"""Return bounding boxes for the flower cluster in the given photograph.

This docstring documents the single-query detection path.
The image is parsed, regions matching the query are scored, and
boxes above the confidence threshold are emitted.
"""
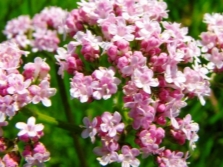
[1,0,222,166]
[0,117,49,166]
[16,117,50,167]
[0,42,56,136]
[51,0,211,166]
[3,6,67,52]
[82,112,140,167]
[200,13,223,71]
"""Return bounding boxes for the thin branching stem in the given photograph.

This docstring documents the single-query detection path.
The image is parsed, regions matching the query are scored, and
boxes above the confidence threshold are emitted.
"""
[55,65,88,167]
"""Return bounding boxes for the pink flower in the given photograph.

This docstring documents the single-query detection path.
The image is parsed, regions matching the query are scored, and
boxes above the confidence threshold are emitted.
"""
[92,67,121,100]
[120,51,147,76]
[2,152,20,167]
[3,15,31,39]
[94,146,119,166]
[74,30,102,51]
[28,80,56,107]
[141,0,168,20]
[70,72,93,103]
[23,57,50,80]
[0,95,19,117]
[32,6,68,33]
[206,47,223,69]
[0,42,28,71]
[164,64,186,88]
[136,125,165,157]
[107,17,135,42]
[135,15,161,40]
[171,114,199,149]
[65,9,84,35]
[183,66,210,105]
[199,32,216,52]
[157,149,188,167]
[161,22,188,42]
[23,142,50,167]
[7,74,31,95]
[32,29,60,52]
[81,117,99,143]
[118,145,140,167]
[16,117,44,138]
[132,67,159,94]
[74,30,102,61]
[203,13,223,32]
[78,0,113,23]
[100,111,124,137]
[56,46,83,77]
[9,34,31,48]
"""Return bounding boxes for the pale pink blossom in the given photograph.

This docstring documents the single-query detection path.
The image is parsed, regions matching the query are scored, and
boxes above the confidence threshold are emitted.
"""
[2,152,20,167]
[140,37,162,56]
[32,29,60,52]
[74,30,102,51]
[124,90,153,119]
[183,66,210,105]
[28,80,56,107]
[129,104,156,130]
[55,46,83,77]
[107,17,135,42]
[140,0,168,20]
[23,57,50,80]
[0,42,28,71]
[16,117,44,138]
[100,112,124,137]
[161,22,189,42]
[135,15,161,40]
[78,0,113,24]
[7,74,31,95]
[33,6,68,33]
[199,32,217,52]
[205,47,223,69]
[118,145,140,167]
[92,67,121,100]
[3,15,31,39]
[0,95,19,117]
[9,34,31,48]
[203,13,223,32]
[164,64,186,88]
[136,125,165,157]
[120,51,147,76]
[81,117,99,143]
[132,67,159,94]
[157,150,188,167]
[94,147,119,166]
[171,114,199,149]
[70,72,93,103]
[65,9,84,35]
[23,142,50,167]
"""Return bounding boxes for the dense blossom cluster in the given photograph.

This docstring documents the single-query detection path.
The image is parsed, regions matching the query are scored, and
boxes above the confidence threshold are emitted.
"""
[0,0,222,166]
[0,42,56,135]
[200,13,223,71]
[16,117,50,167]
[0,117,49,166]
[3,7,67,52]
[53,0,212,166]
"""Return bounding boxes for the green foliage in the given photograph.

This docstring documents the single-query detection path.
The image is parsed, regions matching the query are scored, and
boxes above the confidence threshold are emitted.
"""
[0,0,223,166]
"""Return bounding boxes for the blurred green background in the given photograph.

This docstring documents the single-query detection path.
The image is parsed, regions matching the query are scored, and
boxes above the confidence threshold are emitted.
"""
[0,0,223,167]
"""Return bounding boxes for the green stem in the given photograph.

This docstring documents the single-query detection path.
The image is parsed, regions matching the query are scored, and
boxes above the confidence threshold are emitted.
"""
[55,65,88,167]
[21,107,82,133]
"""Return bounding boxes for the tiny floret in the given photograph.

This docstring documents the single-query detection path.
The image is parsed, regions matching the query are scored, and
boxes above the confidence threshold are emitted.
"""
[16,117,44,138]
